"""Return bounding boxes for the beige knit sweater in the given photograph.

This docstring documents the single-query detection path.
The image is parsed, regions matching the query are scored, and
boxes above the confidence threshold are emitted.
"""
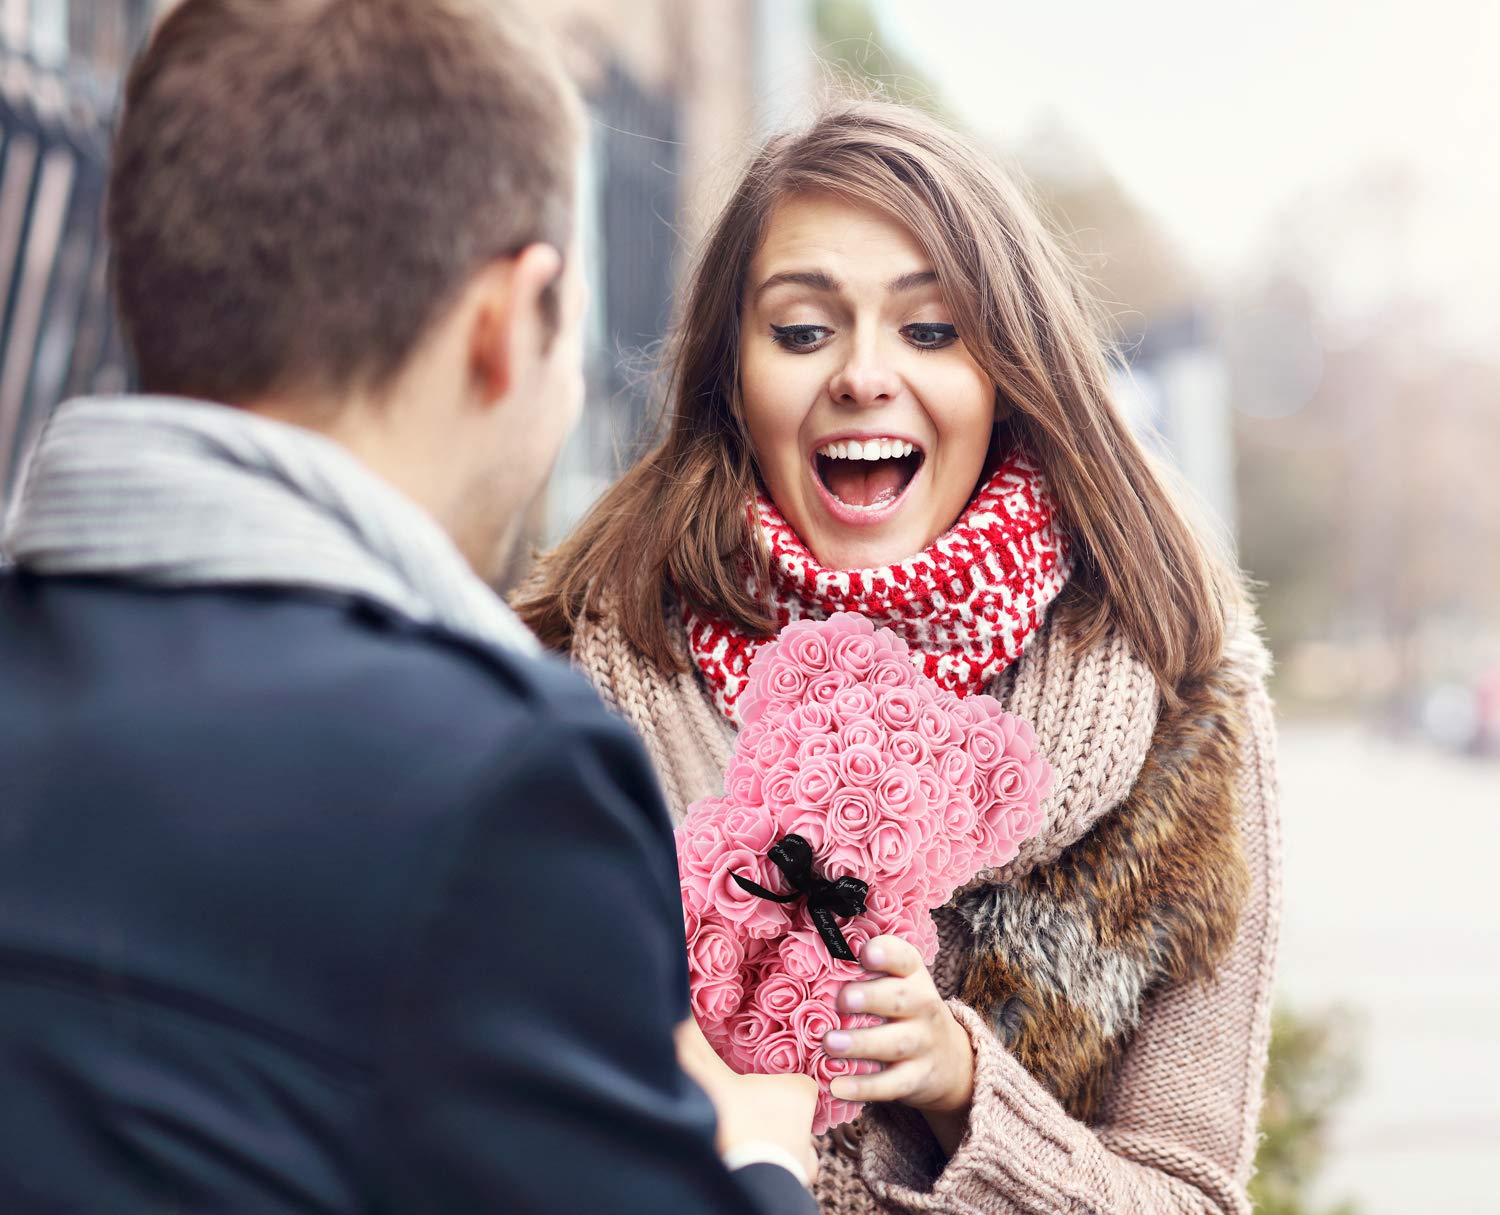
[571,606,1282,1215]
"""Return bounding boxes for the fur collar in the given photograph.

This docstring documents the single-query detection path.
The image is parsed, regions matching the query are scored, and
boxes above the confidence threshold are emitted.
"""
[949,630,1262,1121]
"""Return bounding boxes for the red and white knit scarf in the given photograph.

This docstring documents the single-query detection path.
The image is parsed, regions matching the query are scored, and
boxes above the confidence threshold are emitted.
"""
[685,448,1074,724]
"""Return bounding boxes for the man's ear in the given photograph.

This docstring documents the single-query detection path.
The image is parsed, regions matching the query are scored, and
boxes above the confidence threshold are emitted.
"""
[469,243,565,404]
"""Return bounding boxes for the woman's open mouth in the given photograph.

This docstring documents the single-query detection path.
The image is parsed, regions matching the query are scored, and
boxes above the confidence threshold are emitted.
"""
[812,437,925,523]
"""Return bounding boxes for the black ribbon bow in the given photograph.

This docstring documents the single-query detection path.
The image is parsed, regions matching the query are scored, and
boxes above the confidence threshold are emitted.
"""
[732,834,869,962]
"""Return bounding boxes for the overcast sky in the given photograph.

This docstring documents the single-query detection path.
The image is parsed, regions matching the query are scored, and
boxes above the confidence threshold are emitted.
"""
[876,0,1499,345]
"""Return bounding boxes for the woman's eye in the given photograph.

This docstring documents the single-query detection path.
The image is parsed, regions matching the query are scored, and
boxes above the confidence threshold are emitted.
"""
[770,324,831,351]
[903,323,958,350]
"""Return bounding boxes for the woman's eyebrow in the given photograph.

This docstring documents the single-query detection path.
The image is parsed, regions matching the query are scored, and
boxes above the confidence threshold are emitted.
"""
[886,269,938,293]
[754,269,841,299]
[753,268,938,299]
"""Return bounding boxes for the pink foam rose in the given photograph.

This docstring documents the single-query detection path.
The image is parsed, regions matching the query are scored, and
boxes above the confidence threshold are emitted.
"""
[676,812,732,880]
[1010,716,1041,754]
[752,1029,808,1076]
[804,670,853,705]
[679,872,713,917]
[830,631,879,678]
[893,911,942,966]
[860,879,906,929]
[779,620,837,673]
[934,744,975,793]
[751,725,800,772]
[690,969,745,1024]
[734,718,768,754]
[866,817,921,882]
[873,686,923,732]
[986,756,1029,805]
[701,1014,735,1057]
[837,720,884,750]
[875,761,924,819]
[919,834,957,902]
[940,796,979,841]
[819,611,875,639]
[827,785,882,841]
[723,757,764,808]
[868,626,913,661]
[795,732,840,762]
[760,757,802,817]
[969,813,1022,868]
[830,684,879,725]
[679,615,1054,1133]
[868,656,918,691]
[777,928,831,983]
[1000,799,1045,841]
[708,846,794,938]
[965,693,1009,721]
[720,802,779,854]
[966,719,1007,770]
[885,729,931,769]
[907,800,939,847]
[790,754,841,810]
[783,701,836,734]
[1026,752,1054,799]
[914,768,949,818]
[727,1002,780,1056]
[915,702,962,748]
[740,654,807,725]
[790,995,840,1052]
[752,972,812,1023]
[834,922,873,975]
[836,742,884,788]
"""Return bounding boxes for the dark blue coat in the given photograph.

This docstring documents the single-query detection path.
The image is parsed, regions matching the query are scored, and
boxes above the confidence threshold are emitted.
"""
[0,569,814,1214]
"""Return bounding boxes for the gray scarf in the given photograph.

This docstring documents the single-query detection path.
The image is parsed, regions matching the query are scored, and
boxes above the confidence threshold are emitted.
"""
[2,395,539,658]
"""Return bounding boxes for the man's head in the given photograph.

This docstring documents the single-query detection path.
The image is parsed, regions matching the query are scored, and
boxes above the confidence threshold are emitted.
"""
[108,0,588,578]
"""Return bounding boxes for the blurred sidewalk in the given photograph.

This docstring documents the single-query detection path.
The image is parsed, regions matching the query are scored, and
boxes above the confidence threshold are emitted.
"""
[1276,720,1500,1215]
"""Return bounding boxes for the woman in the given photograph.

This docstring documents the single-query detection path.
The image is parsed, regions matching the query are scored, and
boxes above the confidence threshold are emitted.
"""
[517,99,1279,1215]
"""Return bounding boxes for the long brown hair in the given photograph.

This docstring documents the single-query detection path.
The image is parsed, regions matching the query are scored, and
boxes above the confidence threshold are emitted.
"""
[516,99,1249,710]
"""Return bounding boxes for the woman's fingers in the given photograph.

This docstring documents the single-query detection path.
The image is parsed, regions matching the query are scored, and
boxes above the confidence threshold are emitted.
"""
[823,1019,930,1063]
[858,934,924,979]
[837,974,941,1019]
[829,1059,930,1103]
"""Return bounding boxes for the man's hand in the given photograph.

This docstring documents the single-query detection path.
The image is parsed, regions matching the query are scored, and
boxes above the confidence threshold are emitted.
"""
[675,1017,820,1185]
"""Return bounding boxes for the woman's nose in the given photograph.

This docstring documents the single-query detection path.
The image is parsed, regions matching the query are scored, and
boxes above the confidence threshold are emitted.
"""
[828,342,901,408]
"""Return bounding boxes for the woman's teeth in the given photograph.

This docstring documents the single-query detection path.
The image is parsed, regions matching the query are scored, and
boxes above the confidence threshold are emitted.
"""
[813,440,924,509]
[815,439,917,461]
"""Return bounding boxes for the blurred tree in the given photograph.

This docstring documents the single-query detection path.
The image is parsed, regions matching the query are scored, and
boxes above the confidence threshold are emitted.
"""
[810,0,946,114]
[1016,114,1198,338]
[1229,213,1500,707]
[1251,1005,1364,1215]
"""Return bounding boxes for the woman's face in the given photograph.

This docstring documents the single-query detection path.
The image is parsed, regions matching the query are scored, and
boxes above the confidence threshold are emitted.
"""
[738,193,997,571]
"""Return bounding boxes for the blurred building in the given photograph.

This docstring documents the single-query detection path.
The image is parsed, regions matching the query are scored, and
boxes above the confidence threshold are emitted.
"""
[0,0,149,505]
[1017,119,1238,547]
[0,0,821,538]
[539,0,816,541]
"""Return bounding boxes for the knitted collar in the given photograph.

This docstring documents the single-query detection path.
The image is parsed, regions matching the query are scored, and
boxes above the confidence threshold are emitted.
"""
[685,447,1073,724]
[4,396,539,657]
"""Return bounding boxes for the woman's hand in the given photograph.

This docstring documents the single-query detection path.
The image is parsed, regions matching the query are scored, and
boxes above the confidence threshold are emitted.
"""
[824,935,976,1155]
[675,1016,821,1185]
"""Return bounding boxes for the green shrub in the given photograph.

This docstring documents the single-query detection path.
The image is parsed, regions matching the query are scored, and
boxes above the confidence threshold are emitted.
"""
[1250,1004,1363,1215]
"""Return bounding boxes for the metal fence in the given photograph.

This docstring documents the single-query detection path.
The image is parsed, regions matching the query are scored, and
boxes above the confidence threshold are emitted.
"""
[0,0,152,507]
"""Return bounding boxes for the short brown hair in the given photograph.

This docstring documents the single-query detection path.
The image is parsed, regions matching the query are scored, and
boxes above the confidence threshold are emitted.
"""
[108,0,582,403]
[516,99,1251,711]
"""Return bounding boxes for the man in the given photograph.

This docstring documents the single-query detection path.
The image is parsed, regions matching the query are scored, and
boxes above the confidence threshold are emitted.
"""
[0,1,817,1211]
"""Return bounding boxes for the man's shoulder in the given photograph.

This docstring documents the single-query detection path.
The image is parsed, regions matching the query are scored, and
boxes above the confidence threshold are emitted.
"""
[1,569,624,765]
